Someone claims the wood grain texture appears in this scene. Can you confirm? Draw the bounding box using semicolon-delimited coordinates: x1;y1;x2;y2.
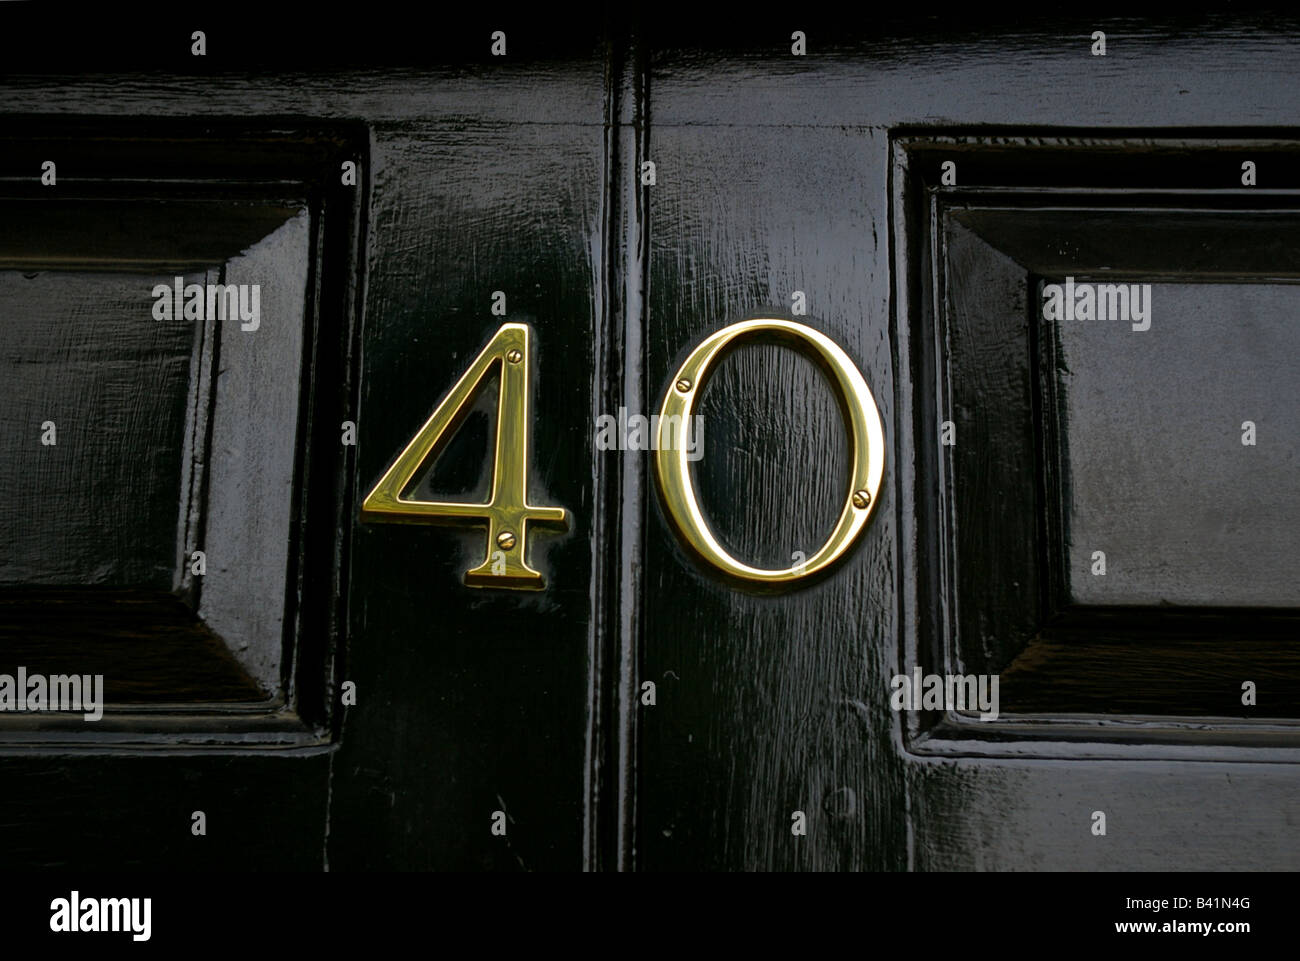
0;119;363;865
0;589;264;703
0;200;307;273
649;15;1300;128
998;632;1300;718
888;113;1300;867
197;210;310;693
0;751;329;870
327;114;605;870
0;11;1297;871
0;270;198;589
909;757;1300;870
942;219;1043;676
641;126;905;870
1056;282;1300;608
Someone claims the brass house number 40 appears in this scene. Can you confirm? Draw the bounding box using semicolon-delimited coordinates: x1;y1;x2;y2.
360;319;886;591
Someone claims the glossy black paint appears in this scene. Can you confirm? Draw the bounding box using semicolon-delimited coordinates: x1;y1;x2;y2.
328;113;605;871
0;11;1296;871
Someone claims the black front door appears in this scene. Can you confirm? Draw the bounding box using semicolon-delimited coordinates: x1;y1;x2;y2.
0;11;1296;874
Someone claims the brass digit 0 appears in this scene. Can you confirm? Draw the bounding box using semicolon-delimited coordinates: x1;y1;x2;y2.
654;318;885;586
